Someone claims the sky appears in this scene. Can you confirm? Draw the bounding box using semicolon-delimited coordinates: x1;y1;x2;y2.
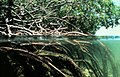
95;25;120;36
112;0;120;6
95;0;120;36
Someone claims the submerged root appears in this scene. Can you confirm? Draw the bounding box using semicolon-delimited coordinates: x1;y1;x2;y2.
0;46;85;77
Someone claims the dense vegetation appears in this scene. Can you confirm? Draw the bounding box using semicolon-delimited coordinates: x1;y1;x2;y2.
0;0;119;35
0;0;119;77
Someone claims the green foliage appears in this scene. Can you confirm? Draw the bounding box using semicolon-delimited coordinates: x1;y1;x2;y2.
56;0;119;33
115;6;120;24
0;0;119;35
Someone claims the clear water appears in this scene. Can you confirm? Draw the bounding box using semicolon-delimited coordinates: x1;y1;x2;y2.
100;39;120;62
100;38;120;76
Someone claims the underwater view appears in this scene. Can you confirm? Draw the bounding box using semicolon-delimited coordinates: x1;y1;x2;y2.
101;38;120;62
94;37;120;77
100;37;120;77
0;35;119;77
